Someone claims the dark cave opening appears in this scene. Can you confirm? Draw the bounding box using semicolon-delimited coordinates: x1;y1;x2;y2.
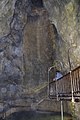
31;0;44;7
52;24;58;35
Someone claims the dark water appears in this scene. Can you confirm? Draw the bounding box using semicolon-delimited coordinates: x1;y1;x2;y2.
6;111;72;120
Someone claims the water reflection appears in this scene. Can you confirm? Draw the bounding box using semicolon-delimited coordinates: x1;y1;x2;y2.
6;111;72;120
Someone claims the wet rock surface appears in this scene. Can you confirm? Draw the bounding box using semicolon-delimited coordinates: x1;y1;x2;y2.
44;0;80;72
0;0;16;37
23;7;54;88
0;0;80;89
0;0;28;84
0;0;80;119
0;0;54;88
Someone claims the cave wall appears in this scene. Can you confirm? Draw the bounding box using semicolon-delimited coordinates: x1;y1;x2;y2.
0;0;29;84
0;0;80;86
43;0;80;119
23;8;54;89
0;0;80;118
44;0;80;73
0;0;54;89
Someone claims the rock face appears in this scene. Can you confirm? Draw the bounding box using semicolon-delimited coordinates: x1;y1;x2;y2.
0;0;16;37
0;0;80;118
0;0;80;88
0;0;54;89
23;8;53;89
44;0;80;73
0;0;55;115
43;0;80;119
0;0;29;84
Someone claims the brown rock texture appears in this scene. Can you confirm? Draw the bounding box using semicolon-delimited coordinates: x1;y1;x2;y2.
44;0;80;73
23;7;54;89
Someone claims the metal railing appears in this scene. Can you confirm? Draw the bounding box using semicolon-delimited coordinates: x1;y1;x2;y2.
49;66;80;100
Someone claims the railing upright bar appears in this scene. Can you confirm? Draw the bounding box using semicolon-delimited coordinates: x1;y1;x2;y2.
78;68;80;91
49;66;80;100
55;81;58;98
74;70;76;93
75;70;78;92
76;69;78;92
77;69;80;92
73;71;75;92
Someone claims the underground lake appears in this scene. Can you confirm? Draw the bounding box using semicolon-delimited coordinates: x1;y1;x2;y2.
5;111;72;120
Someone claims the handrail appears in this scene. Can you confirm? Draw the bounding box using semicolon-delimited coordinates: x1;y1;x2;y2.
56;66;80;81
49;65;80;99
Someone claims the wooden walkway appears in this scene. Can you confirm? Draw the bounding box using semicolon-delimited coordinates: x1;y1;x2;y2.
49;66;80;101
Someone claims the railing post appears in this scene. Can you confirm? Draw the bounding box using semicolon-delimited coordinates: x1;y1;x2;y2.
61;101;64;120
70;71;74;103
55;78;59;101
48;68;50;97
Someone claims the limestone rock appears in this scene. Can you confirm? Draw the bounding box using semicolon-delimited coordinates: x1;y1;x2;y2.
0;0;16;37
0;0;29;83
44;0;80;72
23;8;54;89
